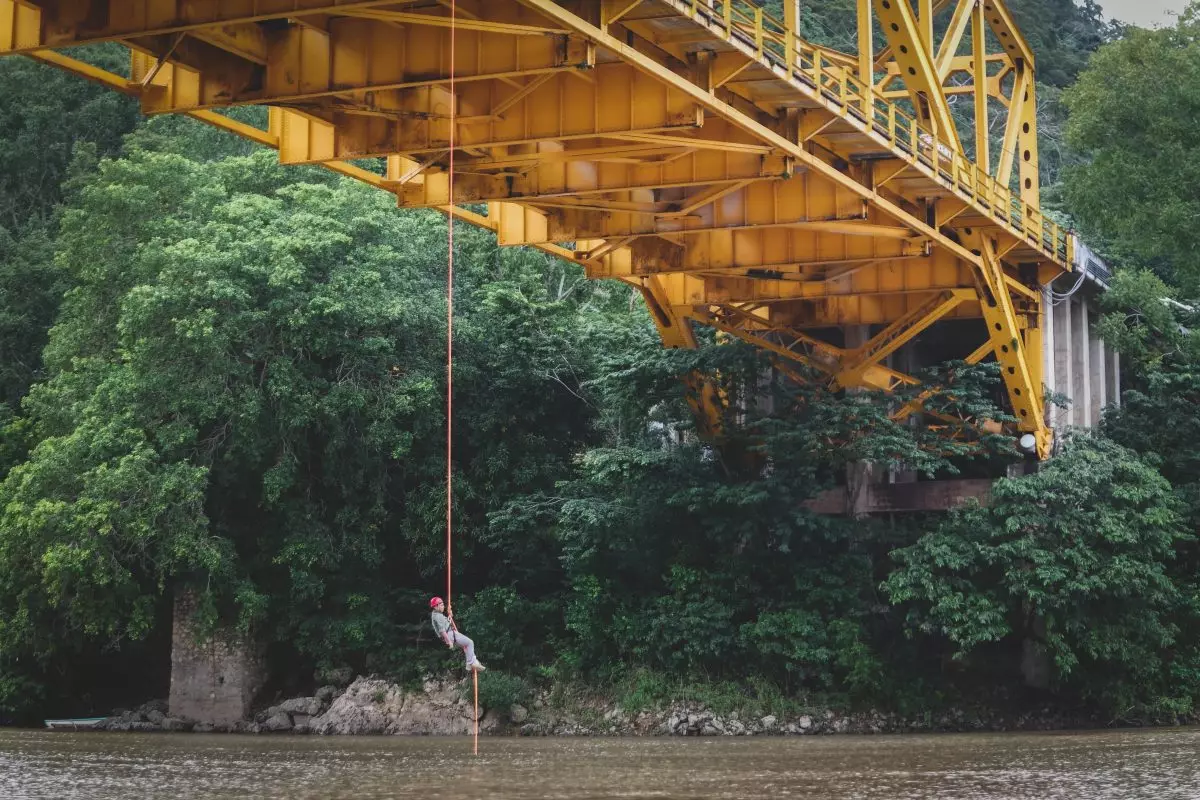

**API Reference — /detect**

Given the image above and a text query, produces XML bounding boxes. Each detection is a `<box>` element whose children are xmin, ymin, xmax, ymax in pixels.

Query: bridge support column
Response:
<box><xmin>168</xmin><ymin>590</ymin><xmax>265</xmax><ymax>727</ymax></box>
<box><xmin>1071</xmin><ymin>297</ymin><xmax>1091</xmax><ymax>428</ymax></box>
<box><xmin>844</xmin><ymin>324</ymin><xmax>874</xmax><ymax>518</ymax></box>
<box><xmin>1091</xmin><ymin>324</ymin><xmax>1107</xmax><ymax>422</ymax></box>
<box><xmin>1109</xmin><ymin>349</ymin><xmax>1121</xmax><ymax>409</ymax></box>
<box><xmin>1042</xmin><ymin>285</ymin><xmax>1055</xmax><ymax>403</ymax></box>
<box><xmin>1051</xmin><ymin>291</ymin><xmax>1072</xmax><ymax>431</ymax></box>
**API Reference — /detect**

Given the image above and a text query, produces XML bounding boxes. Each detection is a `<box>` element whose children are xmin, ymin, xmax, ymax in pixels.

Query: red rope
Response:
<box><xmin>446</xmin><ymin>0</ymin><xmax>478</xmax><ymax>755</ymax></box>
<box><xmin>445</xmin><ymin>0</ymin><xmax>456</xmax><ymax>618</ymax></box>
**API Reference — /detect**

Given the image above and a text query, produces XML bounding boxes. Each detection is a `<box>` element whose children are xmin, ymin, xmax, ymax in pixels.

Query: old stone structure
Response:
<box><xmin>168</xmin><ymin>590</ymin><xmax>265</xmax><ymax>726</ymax></box>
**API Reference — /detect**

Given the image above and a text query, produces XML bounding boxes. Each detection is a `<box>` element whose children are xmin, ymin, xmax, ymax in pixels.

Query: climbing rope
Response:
<box><xmin>444</xmin><ymin>0</ymin><xmax>479</xmax><ymax>756</ymax></box>
<box><xmin>445</xmin><ymin>0</ymin><xmax>456</xmax><ymax>624</ymax></box>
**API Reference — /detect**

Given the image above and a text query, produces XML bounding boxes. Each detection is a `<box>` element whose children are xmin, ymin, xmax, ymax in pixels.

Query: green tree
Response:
<box><xmin>0</xmin><ymin>47</ymin><xmax>140</xmax><ymax>472</ymax></box>
<box><xmin>0</xmin><ymin>123</ymin><xmax>647</xmax><ymax>700</ymax></box>
<box><xmin>524</xmin><ymin>340</ymin><xmax>1013</xmax><ymax>698</ymax></box>
<box><xmin>885</xmin><ymin>436</ymin><xmax>1192</xmax><ymax>712</ymax></box>
<box><xmin>1064</xmin><ymin>6</ymin><xmax>1200</xmax><ymax>292</ymax></box>
<box><xmin>1097</xmin><ymin>270</ymin><xmax>1200</xmax><ymax>528</ymax></box>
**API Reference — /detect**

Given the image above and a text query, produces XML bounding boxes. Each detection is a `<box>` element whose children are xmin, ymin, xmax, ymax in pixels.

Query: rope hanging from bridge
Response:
<box><xmin>444</xmin><ymin>0</ymin><xmax>456</xmax><ymax>642</ymax></box>
<box><xmin>442</xmin><ymin>0</ymin><xmax>479</xmax><ymax>758</ymax></box>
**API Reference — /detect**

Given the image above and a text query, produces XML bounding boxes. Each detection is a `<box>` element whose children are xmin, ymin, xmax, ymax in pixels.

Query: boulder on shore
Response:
<box><xmin>262</xmin><ymin>713</ymin><xmax>293</xmax><ymax>733</ymax></box>
<box><xmin>274</xmin><ymin>697</ymin><xmax>323</xmax><ymax>717</ymax></box>
<box><xmin>310</xmin><ymin>676</ymin><xmax>497</xmax><ymax>736</ymax></box>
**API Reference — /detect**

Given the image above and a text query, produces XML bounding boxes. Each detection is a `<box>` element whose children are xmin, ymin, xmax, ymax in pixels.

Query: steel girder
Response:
<box><xmin>1</xmin><ymin>0</ymin><xmax>1068</xmax><ymax>453</ymax></box>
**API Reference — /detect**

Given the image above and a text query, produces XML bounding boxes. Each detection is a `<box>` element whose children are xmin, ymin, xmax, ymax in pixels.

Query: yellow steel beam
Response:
<box><xmin>695</xmin><ymin>311</ymin><xmax>840</xmax><ymax>379</ymax></box>
<box><xmin>601</xmin><ymin>0</ymin><xmax>646</xmax><ymax>27</ymax></box>
<box><xmin>605</xmin><ymin>131</ymin><xmax>773</xmax><ymax>155</ymax></box>
<box><xmin>636</xmin><ymin>274</ymin><xmax>699</xmax><ymax>349</ymax></box>
<box><xmin>640</xmin><ymin>273</ymin><xmax>979</xmax><ymax>325</ymax></box>
<box><xmin>686</xmin><ymin>276</ymin><xmax>976</xmax><ymax>302</ymax></box>
<box><xmin>857</xmin><ymin>0</ymin><xmax>874</xmax><ymax>87</ymax></box>
<box><xmin>972</xmin><ymin>0</ymin><xmax>989</xmax><ymax>172</ymax></box>
<box><xmin>630</xmin><ymin>273</ymin><xmax>726</xmax><ymax>436</ymax></box>
<box><xmin>962</xmin><ymin>232</ymin><xmax>1048</xmax><ymax>454</ymax></box>
<box><xmin>189</xmin><ymin>23</ymin><xmax>268</xmax><ymax>65</ymax></box>
<box><xmin>0</xmin><ymin>0</ymin><xmax>397</xmax><ymax>52</ymax></box>
<box><xmin>589</xmin><ymin>230</ymin><xmax>958</xmax><ymax>286</ymax></box>
<box><xmin>980</xmin><ymin>0</ymin><xmax>1035</xmax><ymax>66</ymax></box>
<box><xmin>493</xmin><ymin>203</ymin><xmax>918</xmax><ymax>245</ymax></box>
<box><xmin>891</xmin><ymin>338</ymin><xmax>993</xmax><ymax>422</ymax></box>
<box><xmin>994</xmin><ymin>63</ymin><xmax>1028</xmax><ymax>191</ymax></box>
<box><xmin>704</xmin><ymin>52</ymin><xmax>755</xmax><ymax>91</ymax></box>
<box><xmin>691</xmin><ymin>305</ymin><xmax>919</xmax><ymax>392</ymax></box>
<box><xmin>130</xmin><ymin>21</ymin><xmax>594</xmax><ymax>113</ymax></box>
<box><xmin>335</xmin><ymin>9</ymin><xmax>566</xmax><ymax>35</ymax></box>
<box><xmin>919</xmin><ymin>0</ymin><xmax>934</xmax><ymax>50</ymax></box>
<box><xmin>591</xmin><ymin>242</ymin><xmax>929</xmax><ymax>277</ymax></box>
<box><xmin>935</xmin><ymin>0</ymin><xmax>975</xmax><ymax>80</ymax></box>
<box><xmin>26</xmin><ymin>49</ymin><xmax>139</xmax><ymax>94</ymax></box>
<box><xmin>268</xmin><ymin>67</ymin><xmax>703</xmax><ymax>163</ymax></box>
<box><xmin>514</xmin><ymin>0</ymin><xmax>987</xmax><ymax>266</ymax></box>
<box><xmin>870</xmin><ymin>0</ymin><xmax>962</xmax><ymax>151</ymax></box>
<box><xmin>395</xmin><ymin>138</ymin><xmax>795</xmax><ymax>207</ymax></box>
<box><xmin>1012</xmin><ymin>63</ymin><xmax>1040</xmax><ymax>208</ymax></box>
<box><xmin>689</xmin><ymin>256</ymin><xmax>908</xmax><ymax>281</ymax></box>
<box><xmin>874</xmin><ymin>0</ymin><xmax>954</xmax><ymax>67</ymax></box>
<box><xmin>660</xmin><ymin>179</ymin><xmax>757</xmax><ymax>218</ymax></box>
<box><xmin>10</xmin><ymin>0</ymin><xmax>1066</xmax><ymax>457</ymax></box>
<box><xmin>449</xmin><ymin>144</ymin><xmax>698</xmax><ymax>172</ymax></box>
<box><xmin>836</xmin><ymin>288</ymin><xmax>974</xmax><ymax>387</ymax></box>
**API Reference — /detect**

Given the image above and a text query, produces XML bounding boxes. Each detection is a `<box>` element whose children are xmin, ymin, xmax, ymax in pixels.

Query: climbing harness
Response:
<box><xmin>442</xmin><ymin>0</ymin><xmax>479</xmax><ymax>757</ymax></box>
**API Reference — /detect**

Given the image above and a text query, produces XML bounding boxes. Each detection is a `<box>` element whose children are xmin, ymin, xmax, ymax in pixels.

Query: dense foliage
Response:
<box><xmin>1064</xmin><ymin>6</ymin><xmax>1200</xmax><ymax>293</ymax></box>
<box><xmin>5</xmin><ymin>0</ymin><xmax>1200</xmax><ymax>726</ymax></box>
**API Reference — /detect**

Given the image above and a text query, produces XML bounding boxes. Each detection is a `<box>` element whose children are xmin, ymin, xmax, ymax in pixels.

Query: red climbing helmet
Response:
<box><xmin>429</xmin><ymin>596</ymin><xmax>444</xmax><ymax>609</ymax></box>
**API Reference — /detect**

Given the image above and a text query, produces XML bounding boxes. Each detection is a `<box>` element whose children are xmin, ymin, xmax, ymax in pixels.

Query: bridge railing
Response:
<box><xmin>668</xmin><ymin>0</ymin><xmax>1070</xmax><ymax>264</ymax></box>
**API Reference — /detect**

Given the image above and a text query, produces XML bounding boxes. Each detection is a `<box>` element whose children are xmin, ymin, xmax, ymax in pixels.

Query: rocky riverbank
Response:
<box><xmin>95</xmin><ymin>675</ymin><xmax>1113</xmax><ymax>736</ymax></box>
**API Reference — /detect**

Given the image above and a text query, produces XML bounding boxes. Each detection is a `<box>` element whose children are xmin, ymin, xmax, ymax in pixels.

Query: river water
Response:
<box><xmin>2</xmin><ymin>727</ymin><xmax>1200</xmax><ymax>799</ymax></box>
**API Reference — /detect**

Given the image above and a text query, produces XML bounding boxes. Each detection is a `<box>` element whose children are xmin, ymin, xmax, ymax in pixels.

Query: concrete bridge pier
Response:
<box><xmin>168</xmin><ymin>590</ymin><xmax>265</xmax><ymax>727</ymax></box>
<box><xmin>1043</xmin><ymin>263</ymin><xmax>1120</xmax><ymax>435</ymax></box>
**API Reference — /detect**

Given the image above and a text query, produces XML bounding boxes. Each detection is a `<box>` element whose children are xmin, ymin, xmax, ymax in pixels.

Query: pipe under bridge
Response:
<box><xmin>1</xmin><ymin>0</ymin><xmax>1105</xmax><ymax>458</ymax></box>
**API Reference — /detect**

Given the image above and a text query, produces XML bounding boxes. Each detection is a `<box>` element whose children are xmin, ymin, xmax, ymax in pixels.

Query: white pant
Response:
<box><xmin>449</xmin><ymin>631</ymin><xmax>477</xmax><ymax>667</ymax></box>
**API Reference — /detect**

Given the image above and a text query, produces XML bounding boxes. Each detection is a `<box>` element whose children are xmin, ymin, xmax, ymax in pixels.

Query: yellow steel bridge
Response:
<box><xmin>1</xmin><ymin>0</ymin><xmax>1072</xmax><ymax>457</ymax></box>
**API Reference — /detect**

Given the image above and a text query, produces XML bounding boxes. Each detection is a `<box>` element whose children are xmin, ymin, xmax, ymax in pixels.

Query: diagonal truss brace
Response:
<box><xmin>689</xmin><ymin>304</ymin><xmax>920</xmax><ymax>393</ymax></box>
<box><xmin>891</xmin><ymin>339</ymin><xmax>993</xmax><ymax>422</ymax></box>
<box><xmin>835</xmin><ymin>288</ymin><xmax>975</xmax><ymax>388</ymax></box>
<box><xmin>962</xmin><ymin>232</ymin><xmax>1050</xmax><ymax>456</ymax></box>
<box><xmin>870</xmin><ymin>0</ymin><xmax>963</xmax><ymax>153</ymax></box>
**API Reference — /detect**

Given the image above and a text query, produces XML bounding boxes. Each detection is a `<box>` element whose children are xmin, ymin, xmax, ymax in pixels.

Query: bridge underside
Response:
<box><xmin>1</xmin><ymin>0</ymin><xmax>1074</xmax><ymax>456</ymax></box>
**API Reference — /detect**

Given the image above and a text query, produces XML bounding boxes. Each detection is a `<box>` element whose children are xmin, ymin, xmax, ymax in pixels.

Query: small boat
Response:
<box><xmin>44</xmin><ymin>717</ymin><xmax>107</xmax><ymax>731</ymax></box>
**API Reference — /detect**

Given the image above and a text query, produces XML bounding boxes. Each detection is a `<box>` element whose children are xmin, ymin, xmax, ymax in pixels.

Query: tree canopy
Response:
<box><xmin>1064</xmin><ymin>5</ymin><xmax>1200</xmax><ymax>293</ymax></box>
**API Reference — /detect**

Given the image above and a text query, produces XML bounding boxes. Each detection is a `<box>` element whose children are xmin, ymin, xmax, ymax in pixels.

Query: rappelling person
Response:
<box><xmin>429</xmin><ymin>596</ymin><xmax>486</xmax><ymax>672</ymax></box>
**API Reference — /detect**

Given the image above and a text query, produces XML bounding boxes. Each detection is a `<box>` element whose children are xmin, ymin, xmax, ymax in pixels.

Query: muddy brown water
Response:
<box><xmin>2</xmin><ymin>727</ymin><xmax>1200</xmax><ymax>799</ymax></box>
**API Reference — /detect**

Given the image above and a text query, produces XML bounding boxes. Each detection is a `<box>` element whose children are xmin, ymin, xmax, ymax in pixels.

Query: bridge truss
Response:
<box><xmin>1</xmin><ymin>0</ymin><xmax>1071</xmax><ymax>457</ymax></box>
